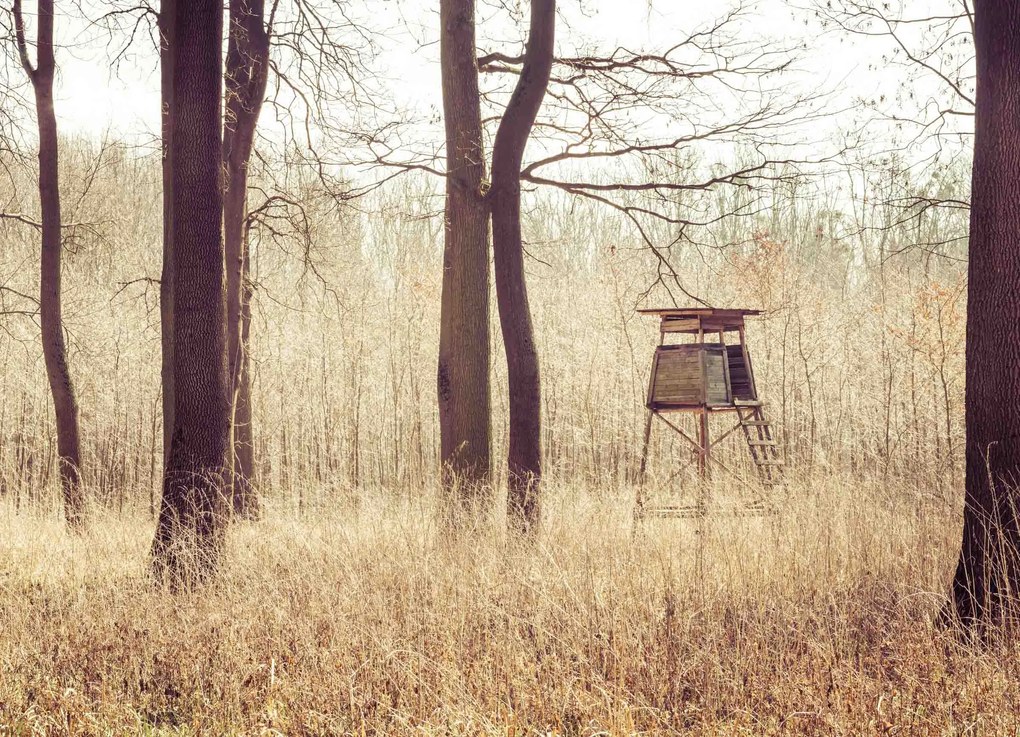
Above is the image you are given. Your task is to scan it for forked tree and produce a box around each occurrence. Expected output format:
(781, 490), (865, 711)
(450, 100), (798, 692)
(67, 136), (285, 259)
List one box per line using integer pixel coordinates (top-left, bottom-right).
(438, 0), (493, 516)
(12, 0), (85, 530)
(150, 0), (231, 586)
(223, 0), (272, 519)
(950, 0), (1020, 629)
(434, 0), (554, 532)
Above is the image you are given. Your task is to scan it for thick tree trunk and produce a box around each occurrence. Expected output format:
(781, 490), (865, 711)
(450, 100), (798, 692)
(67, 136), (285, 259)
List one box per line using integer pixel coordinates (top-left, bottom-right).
(14, 0), (85, 530)
(489, 0), (555, 534)
(438, 0), (492, 518)
(150, 0), (231, 587)
(159, 0), (175, 469)
(951, 0), (1020, 628)
(223, 0), (269, 520)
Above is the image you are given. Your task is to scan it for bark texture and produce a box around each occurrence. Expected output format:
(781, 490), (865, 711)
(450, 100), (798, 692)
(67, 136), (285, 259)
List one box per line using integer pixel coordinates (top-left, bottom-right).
(224, 0), (270, 520)
(951, 0), (1020, 628)
(150, 0), (231, 586)
(159, 0), (175, 469)
(489, 0), (555, 534)
(438, 0), (493, 516)
(13, 0), (85, 530)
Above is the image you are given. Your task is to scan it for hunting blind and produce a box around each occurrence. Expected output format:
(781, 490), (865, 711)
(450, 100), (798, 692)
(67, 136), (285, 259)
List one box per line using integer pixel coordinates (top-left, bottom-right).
(635, 308), (783, 519)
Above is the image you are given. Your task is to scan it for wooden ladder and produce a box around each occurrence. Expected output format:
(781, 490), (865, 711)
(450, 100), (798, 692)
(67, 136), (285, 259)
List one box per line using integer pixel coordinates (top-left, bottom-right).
(734, 399), (784, 497)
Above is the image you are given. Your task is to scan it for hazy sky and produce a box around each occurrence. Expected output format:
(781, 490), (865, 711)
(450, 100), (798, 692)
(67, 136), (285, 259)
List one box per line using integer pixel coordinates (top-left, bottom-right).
(3, 0), (972, 170)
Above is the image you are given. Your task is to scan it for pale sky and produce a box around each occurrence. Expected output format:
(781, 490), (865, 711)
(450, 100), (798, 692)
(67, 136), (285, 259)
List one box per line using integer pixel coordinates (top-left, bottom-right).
(3, 0), (973, 173)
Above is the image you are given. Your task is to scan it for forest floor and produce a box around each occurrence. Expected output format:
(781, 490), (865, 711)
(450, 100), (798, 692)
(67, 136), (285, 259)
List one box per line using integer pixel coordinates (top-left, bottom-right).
(2, 479), (1019, 736)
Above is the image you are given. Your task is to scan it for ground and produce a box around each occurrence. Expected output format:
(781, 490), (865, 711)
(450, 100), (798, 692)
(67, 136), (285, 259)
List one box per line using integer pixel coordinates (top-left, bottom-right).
(1, 479), (1017, 736)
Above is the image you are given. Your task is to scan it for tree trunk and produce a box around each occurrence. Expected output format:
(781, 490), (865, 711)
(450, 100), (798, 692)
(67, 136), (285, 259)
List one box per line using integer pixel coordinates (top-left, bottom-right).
(438, 0), (492, 519)
(489, 0), (555, 534)
(159, 0), (175, 470)
(13, 0), (85, 530)
(223, 0), (269, 520)
(235, 242), (255, 507)
(951, 0), (1020, 629)
(150, 0), (231, 587)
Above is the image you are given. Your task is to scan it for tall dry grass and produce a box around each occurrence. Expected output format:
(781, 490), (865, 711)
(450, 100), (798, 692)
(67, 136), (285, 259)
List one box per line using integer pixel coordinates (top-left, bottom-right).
(0, 142), (994, 733)
(2, 479), (1013, 735)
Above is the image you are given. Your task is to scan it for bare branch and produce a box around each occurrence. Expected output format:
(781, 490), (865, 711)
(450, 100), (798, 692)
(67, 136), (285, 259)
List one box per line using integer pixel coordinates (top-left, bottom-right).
(11, 0), (35, 78)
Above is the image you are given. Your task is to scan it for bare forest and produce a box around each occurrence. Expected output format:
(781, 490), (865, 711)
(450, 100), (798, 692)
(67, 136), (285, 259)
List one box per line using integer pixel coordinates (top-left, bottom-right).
(3, 0), (1020, 733)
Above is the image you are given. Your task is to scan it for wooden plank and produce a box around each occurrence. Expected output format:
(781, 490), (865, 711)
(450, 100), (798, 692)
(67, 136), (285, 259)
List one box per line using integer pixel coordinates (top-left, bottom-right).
(700, 317), (746, 333)
(721, 343), (734, 405)
(704, 350), (728, 405)
(645, 328), (667, 407)
(654, 393), (702, 403)
(655, 382), (701, 391)
(655, 368), (701, 379)
(645, 352), (659, 408)
(653, 383), (701, 394)
(660, 318), (702, 333)
(653, 394), (702, 405)
(652, 381), (701, 391)
(738, 324), (759, 400)
(656, 392), (702, 401)
(638, 308), (763, 317)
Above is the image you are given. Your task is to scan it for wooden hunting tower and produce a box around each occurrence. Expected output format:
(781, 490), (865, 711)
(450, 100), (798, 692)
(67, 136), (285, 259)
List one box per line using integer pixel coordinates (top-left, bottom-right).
(635, 308), (783, 518)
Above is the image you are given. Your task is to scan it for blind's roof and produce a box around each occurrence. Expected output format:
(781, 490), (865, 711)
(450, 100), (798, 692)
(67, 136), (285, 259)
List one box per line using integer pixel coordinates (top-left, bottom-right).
(638, 308), (763, 318)
(638, 308), (763, 333)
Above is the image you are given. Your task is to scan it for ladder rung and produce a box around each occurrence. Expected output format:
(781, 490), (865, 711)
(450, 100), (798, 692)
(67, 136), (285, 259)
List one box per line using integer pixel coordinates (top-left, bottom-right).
(748, 440), (777, 446)
(639, 505), (705, 519)
(639, 504), (775, 519)
(733, 399), (764, 407)
(754, 459), (785, 466)
(741, 420), (771, 426)
(730, 505), (778, 517)
(743, 501), (778, 512)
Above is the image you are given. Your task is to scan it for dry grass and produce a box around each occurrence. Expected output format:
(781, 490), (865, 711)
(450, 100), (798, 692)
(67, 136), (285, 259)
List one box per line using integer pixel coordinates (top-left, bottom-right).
(3, 478), (1019, 735)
